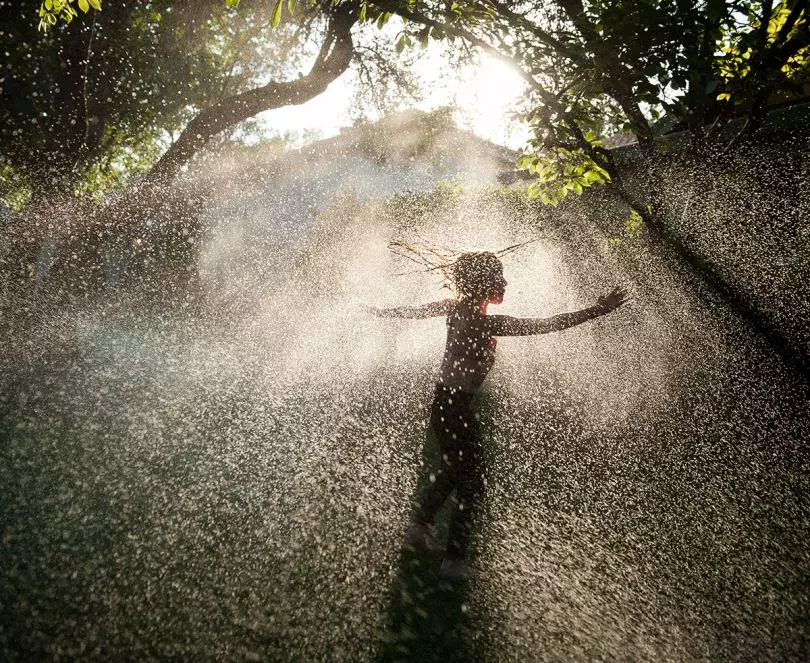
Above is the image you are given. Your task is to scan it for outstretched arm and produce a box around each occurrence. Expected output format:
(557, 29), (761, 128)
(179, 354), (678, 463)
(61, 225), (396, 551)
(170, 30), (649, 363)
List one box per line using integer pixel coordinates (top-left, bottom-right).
(368, 299), (455, 319)
(488, 287), (630, 336)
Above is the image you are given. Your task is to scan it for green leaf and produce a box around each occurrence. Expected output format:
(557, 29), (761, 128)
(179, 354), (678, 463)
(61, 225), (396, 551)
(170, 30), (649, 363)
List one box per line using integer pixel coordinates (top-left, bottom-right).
(88, 0), (101, 9)
(358, 2), (366, 22)
(288, 0), (296, 14)
(225, 0), (240, 8)
(78, 0), (90, 12)
(583, 169), (602, 184)
(271, 0), (283, 27)
(376, 11), (391, 29)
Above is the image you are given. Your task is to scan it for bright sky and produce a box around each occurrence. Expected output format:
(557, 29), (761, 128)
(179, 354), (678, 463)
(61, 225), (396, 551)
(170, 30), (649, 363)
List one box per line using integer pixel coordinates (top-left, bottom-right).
(259, 36), (530, 149)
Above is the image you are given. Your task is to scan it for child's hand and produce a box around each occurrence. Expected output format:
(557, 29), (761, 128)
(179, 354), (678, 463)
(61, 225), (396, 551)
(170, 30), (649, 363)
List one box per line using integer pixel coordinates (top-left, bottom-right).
(596, 286), (631, 313)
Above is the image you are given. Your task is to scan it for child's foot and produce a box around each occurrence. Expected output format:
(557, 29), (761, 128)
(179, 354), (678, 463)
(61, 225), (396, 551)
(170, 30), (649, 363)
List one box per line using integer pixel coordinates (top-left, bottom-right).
(403, 522), (441, 551)
(439, 558), (485, 579)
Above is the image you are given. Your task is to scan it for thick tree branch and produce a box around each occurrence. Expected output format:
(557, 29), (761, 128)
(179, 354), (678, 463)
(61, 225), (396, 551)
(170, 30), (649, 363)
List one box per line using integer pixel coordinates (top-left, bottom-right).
(759, 0), (774, 44)
(776, 0), (808, 44)
(143, 5), (356, 188)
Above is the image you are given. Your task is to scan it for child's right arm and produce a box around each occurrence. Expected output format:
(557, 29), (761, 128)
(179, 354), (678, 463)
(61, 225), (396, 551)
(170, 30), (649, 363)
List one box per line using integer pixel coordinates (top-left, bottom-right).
(367, 299), (455, 319)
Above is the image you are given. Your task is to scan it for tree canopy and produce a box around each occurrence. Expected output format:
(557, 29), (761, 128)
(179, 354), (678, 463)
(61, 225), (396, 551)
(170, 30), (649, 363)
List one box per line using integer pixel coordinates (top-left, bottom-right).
(364, 0), (809, 205)
(20, 0), (808, 209)
(1, 0), (338, 205)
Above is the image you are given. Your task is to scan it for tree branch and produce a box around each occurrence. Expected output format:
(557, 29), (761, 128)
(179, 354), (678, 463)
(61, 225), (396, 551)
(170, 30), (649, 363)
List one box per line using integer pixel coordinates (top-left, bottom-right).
(141, 4), (356, 189)
(776, 0), (808, 45)
(372, 0), (582, 128)
(759, 0), (774, 45)
(553, 0), (655, 149)
(488, 0), (585, 64)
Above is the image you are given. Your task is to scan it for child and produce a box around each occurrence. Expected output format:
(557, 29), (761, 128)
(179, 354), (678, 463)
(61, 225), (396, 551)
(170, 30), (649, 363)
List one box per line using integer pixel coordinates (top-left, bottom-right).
(370, 251), (629, 578)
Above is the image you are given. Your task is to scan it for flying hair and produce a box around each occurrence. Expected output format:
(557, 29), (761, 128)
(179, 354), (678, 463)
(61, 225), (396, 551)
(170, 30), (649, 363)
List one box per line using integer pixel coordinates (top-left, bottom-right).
(387, 236), (536, 294)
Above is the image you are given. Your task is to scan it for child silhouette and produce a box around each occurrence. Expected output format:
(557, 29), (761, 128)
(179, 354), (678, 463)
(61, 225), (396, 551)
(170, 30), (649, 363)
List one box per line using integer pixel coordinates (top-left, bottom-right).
(371, 251), (629, 577)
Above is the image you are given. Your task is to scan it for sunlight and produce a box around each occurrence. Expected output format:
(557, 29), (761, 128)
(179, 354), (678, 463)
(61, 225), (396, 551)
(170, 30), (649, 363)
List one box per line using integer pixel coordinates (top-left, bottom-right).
(454, 56), (528, 147)
(258, 48), (529, 149)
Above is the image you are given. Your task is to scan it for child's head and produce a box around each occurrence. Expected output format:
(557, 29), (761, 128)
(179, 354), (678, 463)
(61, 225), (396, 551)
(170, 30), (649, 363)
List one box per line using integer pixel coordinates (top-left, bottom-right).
(450, 252), (507, 304)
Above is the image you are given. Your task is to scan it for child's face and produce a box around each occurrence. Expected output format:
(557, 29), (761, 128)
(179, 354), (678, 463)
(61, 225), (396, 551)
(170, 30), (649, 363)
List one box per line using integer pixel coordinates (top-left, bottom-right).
(472, 264), (506, 305)
(486, 268), (507, 304)
(453, 253), (507, 304)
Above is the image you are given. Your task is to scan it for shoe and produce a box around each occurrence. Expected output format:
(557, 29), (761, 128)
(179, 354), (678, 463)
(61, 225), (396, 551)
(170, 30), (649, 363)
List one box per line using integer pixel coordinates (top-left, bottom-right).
(439, 558), (485, 579)
(403, 522), (441, 551)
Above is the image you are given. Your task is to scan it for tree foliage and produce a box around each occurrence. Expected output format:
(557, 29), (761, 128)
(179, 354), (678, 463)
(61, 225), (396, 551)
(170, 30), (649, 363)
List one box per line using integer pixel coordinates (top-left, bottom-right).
(356, 0), (808, 206)
(37, 0), (101, 31)
(27, 0), (809, 208)
(2, 0), (326, 205)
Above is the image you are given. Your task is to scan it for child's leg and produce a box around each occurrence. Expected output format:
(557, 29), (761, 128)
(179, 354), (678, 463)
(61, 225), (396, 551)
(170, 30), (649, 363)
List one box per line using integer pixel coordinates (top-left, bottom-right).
(412, 454), (458, 526)
(412, 385), (464, 526)
(444, 442), (485, 561)
(425, 385), (485, 562)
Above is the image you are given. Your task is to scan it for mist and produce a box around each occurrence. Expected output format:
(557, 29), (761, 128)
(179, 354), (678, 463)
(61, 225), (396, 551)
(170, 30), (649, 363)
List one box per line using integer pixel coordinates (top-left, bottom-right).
(3, 131), (808, 660)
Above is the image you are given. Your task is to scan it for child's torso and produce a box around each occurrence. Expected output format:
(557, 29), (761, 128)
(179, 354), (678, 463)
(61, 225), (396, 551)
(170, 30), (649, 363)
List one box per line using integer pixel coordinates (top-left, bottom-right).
(438, 303), (496, 393)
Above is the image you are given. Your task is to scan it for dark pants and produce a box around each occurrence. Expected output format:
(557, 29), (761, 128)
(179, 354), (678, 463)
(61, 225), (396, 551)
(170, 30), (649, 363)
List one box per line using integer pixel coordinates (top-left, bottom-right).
(414, 384), (486, 561)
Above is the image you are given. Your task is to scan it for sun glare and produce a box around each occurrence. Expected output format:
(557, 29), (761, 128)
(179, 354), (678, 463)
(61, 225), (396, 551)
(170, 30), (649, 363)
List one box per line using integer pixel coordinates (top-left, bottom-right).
(454, 57), (528, 147)
(409, 47), (530, 147)
(259, 45), (529, 149)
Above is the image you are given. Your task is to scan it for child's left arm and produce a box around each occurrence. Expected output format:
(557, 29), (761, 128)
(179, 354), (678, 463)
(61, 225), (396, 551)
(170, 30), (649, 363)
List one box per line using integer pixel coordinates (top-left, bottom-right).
(488, 287), (630, 336)
(367, 299), (455, 319)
